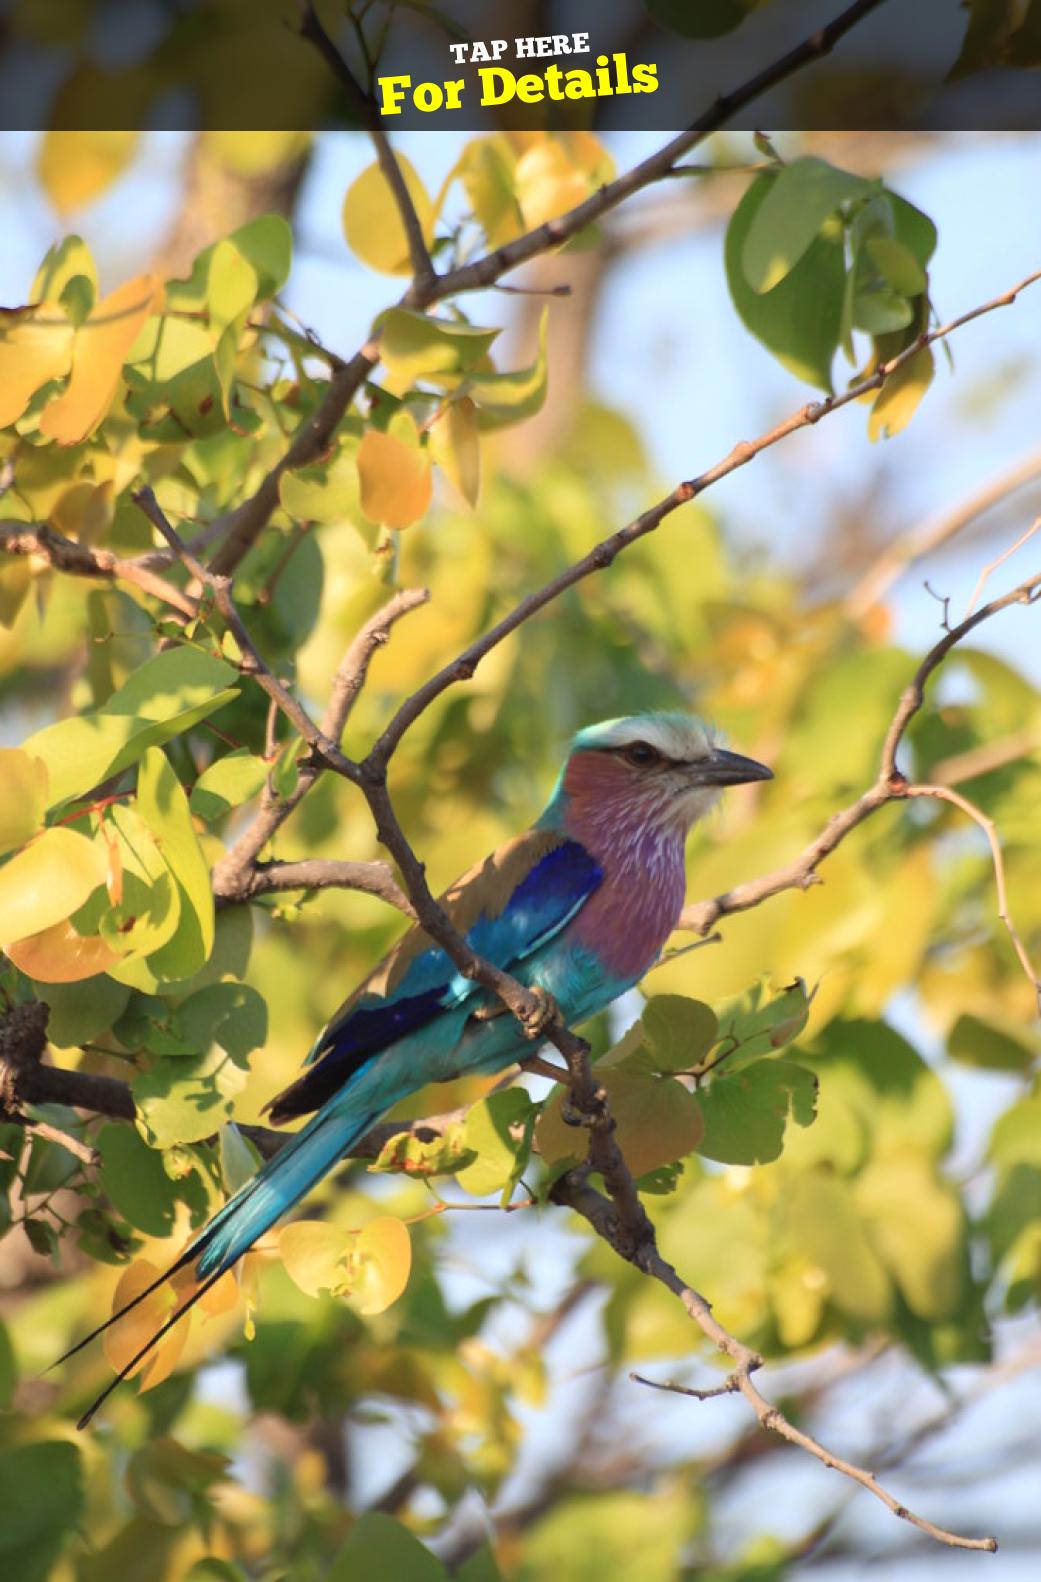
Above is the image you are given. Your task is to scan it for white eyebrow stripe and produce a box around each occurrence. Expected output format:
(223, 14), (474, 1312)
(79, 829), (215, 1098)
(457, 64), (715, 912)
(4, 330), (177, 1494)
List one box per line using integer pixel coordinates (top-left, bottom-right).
(580, 714), (717, 761)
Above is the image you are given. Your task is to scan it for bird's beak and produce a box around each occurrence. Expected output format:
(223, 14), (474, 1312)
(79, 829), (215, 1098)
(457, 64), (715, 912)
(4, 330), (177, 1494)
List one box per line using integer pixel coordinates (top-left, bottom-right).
(694, 748), (773, 787)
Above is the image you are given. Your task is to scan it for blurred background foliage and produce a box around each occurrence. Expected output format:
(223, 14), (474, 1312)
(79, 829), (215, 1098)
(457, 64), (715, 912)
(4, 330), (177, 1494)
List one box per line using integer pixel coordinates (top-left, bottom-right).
(1, 120), (1041, 1580)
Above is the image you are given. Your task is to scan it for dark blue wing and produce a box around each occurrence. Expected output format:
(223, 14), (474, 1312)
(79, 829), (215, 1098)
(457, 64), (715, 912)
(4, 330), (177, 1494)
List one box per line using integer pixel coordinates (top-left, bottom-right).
(266, 838), (602, 1120)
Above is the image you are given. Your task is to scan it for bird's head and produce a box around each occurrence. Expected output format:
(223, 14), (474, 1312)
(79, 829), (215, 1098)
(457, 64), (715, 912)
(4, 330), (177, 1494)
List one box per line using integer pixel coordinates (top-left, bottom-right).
(551, 712), (772, 838)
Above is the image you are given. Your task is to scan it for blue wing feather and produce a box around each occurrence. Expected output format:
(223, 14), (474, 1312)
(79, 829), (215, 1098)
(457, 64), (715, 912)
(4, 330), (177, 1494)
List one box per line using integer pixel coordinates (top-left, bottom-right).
(268, 839), (601, 1119)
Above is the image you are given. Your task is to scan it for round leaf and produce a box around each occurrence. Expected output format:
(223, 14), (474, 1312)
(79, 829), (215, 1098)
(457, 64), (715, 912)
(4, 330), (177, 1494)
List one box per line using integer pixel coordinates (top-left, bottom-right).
(0, 825), (107, 948)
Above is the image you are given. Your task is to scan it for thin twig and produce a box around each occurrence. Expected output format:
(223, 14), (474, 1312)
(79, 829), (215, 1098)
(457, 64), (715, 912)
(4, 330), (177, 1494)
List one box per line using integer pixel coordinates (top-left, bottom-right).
(1, 523), (198, 618)
(210, 587), (429, 900)
(556, 1173), (997, 1553)
(367, 269), (1041, 773)
(906, 782), (1041, 1013)
(847, 442), (1041, 617)
(679, 566), (1041, 937)
(200, 0), (896, 582)
(963, 514), (1041, 617)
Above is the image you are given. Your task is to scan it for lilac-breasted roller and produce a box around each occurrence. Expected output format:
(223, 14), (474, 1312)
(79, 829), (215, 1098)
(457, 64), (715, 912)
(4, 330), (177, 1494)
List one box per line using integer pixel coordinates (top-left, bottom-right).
(66, 713), (770, 1424)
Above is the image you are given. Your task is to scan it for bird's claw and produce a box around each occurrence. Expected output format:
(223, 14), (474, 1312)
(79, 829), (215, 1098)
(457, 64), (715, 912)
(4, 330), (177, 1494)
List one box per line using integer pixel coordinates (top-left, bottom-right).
(519, 985), (555, 1041)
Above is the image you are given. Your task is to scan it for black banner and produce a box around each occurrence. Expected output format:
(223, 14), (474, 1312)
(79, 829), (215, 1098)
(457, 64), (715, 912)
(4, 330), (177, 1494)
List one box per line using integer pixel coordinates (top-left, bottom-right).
(1, 0), (1039, 132)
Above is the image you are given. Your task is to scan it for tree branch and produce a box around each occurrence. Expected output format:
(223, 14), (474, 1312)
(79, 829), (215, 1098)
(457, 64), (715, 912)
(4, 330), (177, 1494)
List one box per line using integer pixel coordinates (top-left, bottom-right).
(295, 0), (434, 284)
(846, 441), (1041, 617)
(199, 0), (896, 581)
(368, 268), (1041, 772)
(210, 586), (429, 902)
(553, 1170), (997, 1553)
(212, 856), (415, 916)
(0, 523), (198, 618)
(679, 565), (1041, 941)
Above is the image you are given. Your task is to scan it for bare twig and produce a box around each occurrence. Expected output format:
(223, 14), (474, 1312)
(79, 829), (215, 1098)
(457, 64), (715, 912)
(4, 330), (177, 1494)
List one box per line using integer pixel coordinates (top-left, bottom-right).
(17, 1117), (99, 1169)
(930, 726), (1040, 787)
(680, 565), (1041, 937)
(964, 514), (1041, 617)
(132, 487), (354, 774)
(906, 782), (1041, 1012)
(295, 0), (434, 284)
(213, 856), (415, 916)
(847, 442), (1041, 617)
(210, 587), (429, 900)
(0, 523), (198, 618)
(369, 270), (1041, 773)
(555, 1172), (997, 1553)
(199, 0), (896, 582)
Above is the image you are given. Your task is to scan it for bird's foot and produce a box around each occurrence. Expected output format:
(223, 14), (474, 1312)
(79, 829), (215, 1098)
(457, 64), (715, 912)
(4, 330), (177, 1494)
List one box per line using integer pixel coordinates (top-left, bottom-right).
(519, 984), (556, 1041)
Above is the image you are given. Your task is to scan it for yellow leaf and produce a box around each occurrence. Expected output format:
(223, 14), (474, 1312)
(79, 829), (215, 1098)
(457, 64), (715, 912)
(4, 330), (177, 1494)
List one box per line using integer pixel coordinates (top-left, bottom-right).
(278, 1219), (346, 1298)
(0, 306), (73, 427)
(514, 132), (615, 231)
(0, 748), (48, 856)
(5, 918), (119, 983)
(37, 130), (140, 215)
(0, 824), (107, 947)
(357, 420), (433, 530)
(39, 272), (164, 445)
(342, 155), (435, 276)
(104, 1259), (188, 1392)
(429, 397), (481, 507)
(0, 559), (32, 627)
(453, 135), (523, 249)
(868, 346), (934, 441)
(204, 129), (311, 176)
(347, 1216), (412, 1316)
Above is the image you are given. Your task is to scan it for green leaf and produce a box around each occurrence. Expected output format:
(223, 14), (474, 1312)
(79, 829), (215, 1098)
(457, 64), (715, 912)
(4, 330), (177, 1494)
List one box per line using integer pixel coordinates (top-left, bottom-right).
(98, 803), (182, 971)
(175, 982), (268, 1061)
(228, 215), (292, 298)
(369, 1122), (473, 1179)
(695, 1058), (817, 1164)
(863, 234), (927, 296)
(219, 1123), (261, 1195)
(97, 1121), (182, 1236)
(330, 1514), (446, 1581)
(278, 451), (360, 526)
(137, 747), (215, 980)
(32, 234), (98, 311)
(134, 1044), (248, 1148)
(781, 1170), (892, 1324)
(468, 308), (549, 430)
(715, 979), (812, 1068)
(25, 646), (239, 809)
(0, 1319), (17, 1410)
(949, 1012), (1037, 1072)
(0, 1442), (84, 1582)
(889, 193), (938, 268)
(207, 237), (258, 333)
(456, 1089), (533, 1197)
(741, 157), (870, 294)
(989, 1095), (1041, 1173)
(725, 173), (846, 392)
(379, 308), (499, 390)
(855, 1153), (966, 1320)
(640, 994), (718, 1072)
(537, 1070), (703, 1179)
(190, 750), (269, 822)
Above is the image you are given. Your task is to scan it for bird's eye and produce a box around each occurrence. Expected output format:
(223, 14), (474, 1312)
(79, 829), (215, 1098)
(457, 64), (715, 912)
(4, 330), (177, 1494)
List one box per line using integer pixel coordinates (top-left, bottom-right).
(622, 741), (661, 768)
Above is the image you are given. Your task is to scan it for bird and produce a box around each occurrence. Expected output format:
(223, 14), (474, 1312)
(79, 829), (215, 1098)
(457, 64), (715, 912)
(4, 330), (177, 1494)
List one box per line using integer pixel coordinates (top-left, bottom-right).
(62, 712), (771, 1425)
